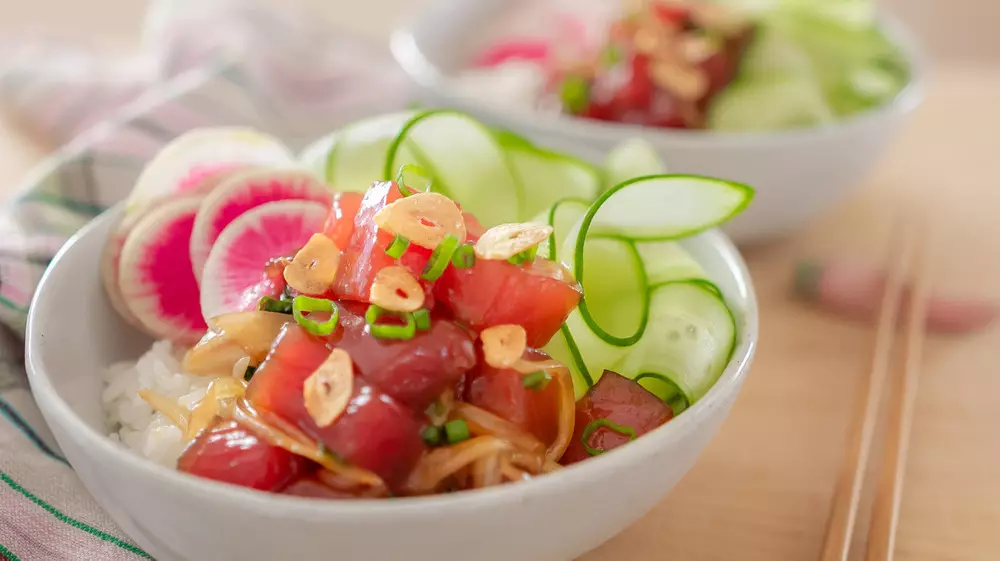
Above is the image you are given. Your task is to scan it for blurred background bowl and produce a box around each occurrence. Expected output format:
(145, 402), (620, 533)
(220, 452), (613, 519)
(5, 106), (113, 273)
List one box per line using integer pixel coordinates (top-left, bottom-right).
(390, 0), (925, 244)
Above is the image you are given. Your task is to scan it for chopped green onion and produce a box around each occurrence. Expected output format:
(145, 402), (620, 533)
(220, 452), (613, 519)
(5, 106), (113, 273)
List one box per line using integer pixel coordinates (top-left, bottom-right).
(601, 44), (622, 67)
(243, 364), (257, 382)
(396, 164), (432, 197)
(450, 244), (476, 269)
(580, 418), (637, 457)
(560, 75), (590, 114)
(507, 245), (538, 265)
(522, 371), (552, 391)
(281, 285), (295, 301)
(292, 296), (339, 336)
(258, 296), (292, 314)
(421, 425), (443, 446)
(365, 304), (417, 340)
(386, 234), (410, 259)
(444, 419), (470, 444)
(413, 308), (431, 331)
(422, 234), (459, 281)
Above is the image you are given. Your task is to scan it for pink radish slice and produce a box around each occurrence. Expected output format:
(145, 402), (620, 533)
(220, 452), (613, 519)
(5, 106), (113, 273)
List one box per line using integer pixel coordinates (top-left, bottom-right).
(125, 128), (293, 215)
(473, 39), (552, 67)
(102, 166), (247, 327)
(118, 196), (207, 344)
(200, 200), (327, 322)
(190, 168), (333, 283)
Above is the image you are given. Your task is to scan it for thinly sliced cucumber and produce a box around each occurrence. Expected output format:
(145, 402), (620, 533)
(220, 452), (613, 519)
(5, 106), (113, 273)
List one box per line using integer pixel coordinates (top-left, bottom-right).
(384, 110), (522, 226)
(546, 173), (751, 402)
(635, 240), (709, 286)
(535, 198), (589, 262)
(708, 75), (835, 131)
(505, 144), (600, 220)
(566, 175), (754, 244)
(298, 131), (339, 183)
(493, 128), (536, 150)
(601, 138), (666, 193)
(327, 111), (416, 192)
(616, 280), (737, 406)
(579, 236), (647, 342)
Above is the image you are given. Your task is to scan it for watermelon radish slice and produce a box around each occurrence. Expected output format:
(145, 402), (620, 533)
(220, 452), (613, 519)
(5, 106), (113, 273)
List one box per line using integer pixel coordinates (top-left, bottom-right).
(125, 127), (294, 215)
(117, 196), (207, 344)
(102, 165), (248, 327)
(200, 200), (327, 322)
(190, 169), (333, 283)
(473, 39), (552, 67)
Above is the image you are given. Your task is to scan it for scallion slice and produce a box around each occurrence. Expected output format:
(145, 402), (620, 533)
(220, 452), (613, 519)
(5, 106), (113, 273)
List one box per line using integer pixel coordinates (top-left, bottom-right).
(521, 371), (552, 391)
(561, 75), (590, 114)
(386, 234), (410, 259)
(365, 304), (417, 340)
(292, 296), (339, 336)
(258, 296), (292, 314)
(421, 425), (443, 446)
(444, 419), (470, 444)
(396, 164), (432, 197)
(422, 234), (459, 281)
(413, 308), (431, 331)
(450, 244), (476, 269)
(580, 418), (637, 457)
(507, 245), (538, 265)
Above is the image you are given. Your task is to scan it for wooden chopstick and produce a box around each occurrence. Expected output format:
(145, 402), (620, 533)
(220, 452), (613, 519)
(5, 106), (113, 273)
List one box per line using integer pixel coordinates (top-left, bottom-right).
(865, 228), (932, 561)
(819, 219), (916, 561)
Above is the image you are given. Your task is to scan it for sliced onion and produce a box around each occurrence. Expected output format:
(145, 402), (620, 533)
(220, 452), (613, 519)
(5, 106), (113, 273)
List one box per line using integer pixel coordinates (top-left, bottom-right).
(546, 366), (576, 462)
(182, 330), (249, 376)
(185, 377), (246, 440)
(233, 399), (386, 491)
(208, 310), (291, 361)
(405, 436), (513, 494)
(138, 389), (190, 434)
(453, 403), (546, 456)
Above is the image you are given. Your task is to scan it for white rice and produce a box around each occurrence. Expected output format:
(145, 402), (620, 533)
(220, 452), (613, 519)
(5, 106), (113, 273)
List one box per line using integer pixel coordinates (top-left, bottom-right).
(102, 340), (213, 467)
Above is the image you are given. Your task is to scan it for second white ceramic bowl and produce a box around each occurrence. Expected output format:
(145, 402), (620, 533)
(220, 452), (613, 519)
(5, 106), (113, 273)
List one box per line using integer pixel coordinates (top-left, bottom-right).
(27, 204), (757, 561)
(390, 0), (924, 244)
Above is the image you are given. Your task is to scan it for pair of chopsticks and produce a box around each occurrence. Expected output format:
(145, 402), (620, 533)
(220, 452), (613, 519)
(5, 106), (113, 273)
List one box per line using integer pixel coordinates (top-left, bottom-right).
(819, 218), (932, 561)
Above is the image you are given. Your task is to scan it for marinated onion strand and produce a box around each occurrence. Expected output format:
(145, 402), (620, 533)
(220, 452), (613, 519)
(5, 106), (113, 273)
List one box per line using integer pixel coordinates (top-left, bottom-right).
(453, 403), (546, 455)
(499, 456), (531, 482)
(470, 452), (503, 488)
(405, 436), (513, 493)
(138, 389), (190, 434)
(233, 399), (386, 492)
(185, 377), (247, 440)
(546, 366), (576, 462)
(315, 469), (389, 499)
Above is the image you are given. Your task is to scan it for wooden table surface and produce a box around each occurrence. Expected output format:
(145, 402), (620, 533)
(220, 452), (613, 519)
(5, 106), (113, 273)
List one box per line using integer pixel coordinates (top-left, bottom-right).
(2, 2), (999, 560)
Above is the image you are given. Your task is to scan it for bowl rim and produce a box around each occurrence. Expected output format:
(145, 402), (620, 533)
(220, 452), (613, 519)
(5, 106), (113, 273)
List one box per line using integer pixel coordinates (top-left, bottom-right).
(389, 1), (925, 148)
(26, 203), (758, 520)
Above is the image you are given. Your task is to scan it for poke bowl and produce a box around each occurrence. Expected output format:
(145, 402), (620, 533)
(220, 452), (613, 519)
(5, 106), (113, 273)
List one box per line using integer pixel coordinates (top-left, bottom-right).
(26, 111), (758, 561)
(390, 0), (925, 243)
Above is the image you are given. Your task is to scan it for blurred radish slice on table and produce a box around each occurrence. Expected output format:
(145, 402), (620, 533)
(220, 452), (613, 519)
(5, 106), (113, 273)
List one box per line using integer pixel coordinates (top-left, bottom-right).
(200, 200), (327, 322)
(117, 196), (207, 344)
(125, 127), (294, 215)
(190, 169), (333, 282)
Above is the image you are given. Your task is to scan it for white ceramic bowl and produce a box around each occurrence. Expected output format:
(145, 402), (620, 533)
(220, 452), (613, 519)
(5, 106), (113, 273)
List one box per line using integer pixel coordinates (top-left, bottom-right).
(26, 204), (757, 561)
(390, 0), (925, 244)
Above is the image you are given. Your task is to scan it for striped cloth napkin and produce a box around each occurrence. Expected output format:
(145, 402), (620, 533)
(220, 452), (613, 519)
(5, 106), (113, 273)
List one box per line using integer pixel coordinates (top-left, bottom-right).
(0, 1), (408, 558)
